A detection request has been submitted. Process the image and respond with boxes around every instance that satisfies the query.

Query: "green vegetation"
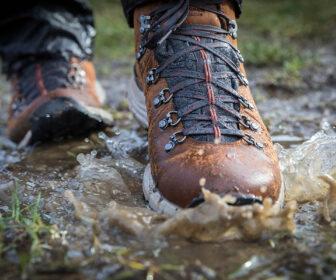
[90,0,134,59]
[238,0,336,66]
[0,183,57,274]
[90,0,335,71]
[0,184,200,279]
[265,54,320,85]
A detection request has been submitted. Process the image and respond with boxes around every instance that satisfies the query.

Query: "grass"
[238,0,336,66]
[0,183,56,275]
[268,55,321,86]
[90,0,134,60]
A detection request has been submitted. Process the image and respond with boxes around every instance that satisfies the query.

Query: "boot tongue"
[184,6,221,27]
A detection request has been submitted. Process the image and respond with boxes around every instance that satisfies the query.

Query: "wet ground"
[0,44,336,280]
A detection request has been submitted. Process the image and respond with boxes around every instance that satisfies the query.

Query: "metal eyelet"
[243,134,263,149]
[71,63,79,70]
[165,131,187,153]
[238,72,249,87]
[228,20,238,39]
[139,15,151,34]
[153,88,173,108]
[159,111,181,130]
[70,64,86,77]
[146,68,159,85]
[136,45,147,60]
[236,49,244,63]
[68,63,86,89]
[239,115,258,131]
[68,73,84,89]
[238,96,254,111]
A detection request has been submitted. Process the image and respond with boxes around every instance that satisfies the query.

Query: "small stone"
[198,149,204,156]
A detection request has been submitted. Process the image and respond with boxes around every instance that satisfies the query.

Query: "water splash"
[155,189,296,241]
[98,130,147,159]
[76,151,132,205]
[65,188,296,243]
[319,173,336,222]
[278,124,336,202]
[65,125,336,243]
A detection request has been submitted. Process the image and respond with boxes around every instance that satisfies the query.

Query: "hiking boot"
[128,0,283,215]
[7,57,113,146]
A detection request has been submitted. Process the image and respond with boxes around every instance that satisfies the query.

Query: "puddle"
[0,119,335,279]
[0,59,336,279]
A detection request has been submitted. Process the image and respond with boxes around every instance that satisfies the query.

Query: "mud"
[0,48,336,279]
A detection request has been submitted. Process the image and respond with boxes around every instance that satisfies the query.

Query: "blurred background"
[91,0,336,79]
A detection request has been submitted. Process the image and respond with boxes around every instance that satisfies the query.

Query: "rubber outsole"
[128,76,285,215]
[28,97,113,144]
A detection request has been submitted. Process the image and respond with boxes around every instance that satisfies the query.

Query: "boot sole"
[128,76,285,215]
[27,96,113,144]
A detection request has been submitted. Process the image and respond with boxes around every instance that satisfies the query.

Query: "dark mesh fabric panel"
[11,59,71,117]
[155,36,241,143]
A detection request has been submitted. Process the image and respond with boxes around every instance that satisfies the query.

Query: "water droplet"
[199,177,206,187]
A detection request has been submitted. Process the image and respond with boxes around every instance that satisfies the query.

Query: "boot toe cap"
[154,141,281,208]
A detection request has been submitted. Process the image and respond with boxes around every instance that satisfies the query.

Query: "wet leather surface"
[134,1,281,207]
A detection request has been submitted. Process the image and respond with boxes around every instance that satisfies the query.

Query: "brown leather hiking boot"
[7,57,113,146]
[128,0,283,215]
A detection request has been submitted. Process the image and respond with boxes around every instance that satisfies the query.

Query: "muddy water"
[0,58,336,279]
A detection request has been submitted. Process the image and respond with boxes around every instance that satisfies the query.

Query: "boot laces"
[137,0,263,152]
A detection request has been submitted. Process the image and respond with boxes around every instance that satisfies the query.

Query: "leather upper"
[134,1,281,207]
[7,58,102,143]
